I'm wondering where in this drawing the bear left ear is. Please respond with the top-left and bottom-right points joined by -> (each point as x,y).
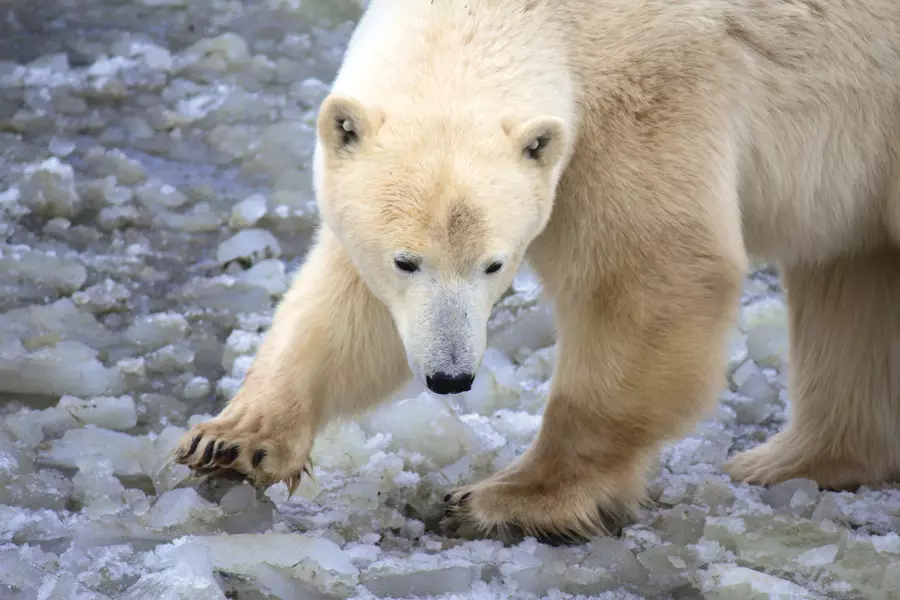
317,94 -> 378,156
508,116 -> 567,168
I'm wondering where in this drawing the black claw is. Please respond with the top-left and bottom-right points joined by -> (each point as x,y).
535,529 -> 584,547
443,493 -> 452,503
223,445 -> 240,464
187,435 -> 202,457
202,440 -> 216,466
302,464 -> 312,476
194,465 -> 221,477
252,449 -> 267,468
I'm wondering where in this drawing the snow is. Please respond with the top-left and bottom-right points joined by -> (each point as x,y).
0,0 -> 898,598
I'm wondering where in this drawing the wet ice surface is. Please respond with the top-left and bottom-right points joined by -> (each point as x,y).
1,2 -> 899,600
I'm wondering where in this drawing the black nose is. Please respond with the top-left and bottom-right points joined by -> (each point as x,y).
426,372 -> 475,395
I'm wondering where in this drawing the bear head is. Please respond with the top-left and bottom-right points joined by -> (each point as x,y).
313,94 -> 568,395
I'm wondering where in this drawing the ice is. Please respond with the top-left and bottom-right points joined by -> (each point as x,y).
145,489 -> 222,529
39,427 -> 150,478
362,561 -> 481,596
85,147 -> 148,185
0,298 -> 118,351
72,279 -> 132,313
238,258 -> 288,295
229,193 -> 269,229
0,246 -> 87,294
701,563 -> 823,599
746,323 -> 789,369
364,392 -> 478,468
216,228 -> 283,266
761,478 -> 821,517
1,5 -> 896,598
19,157 -> 84,219
57,394 -> 138,431
0,339 -> 125,397
138,533 -> 359,597
124,312 -> 189,351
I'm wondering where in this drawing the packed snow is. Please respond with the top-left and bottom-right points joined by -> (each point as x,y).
1,0 -> 899,598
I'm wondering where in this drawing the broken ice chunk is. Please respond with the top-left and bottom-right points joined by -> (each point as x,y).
310,421 -> 377,472
221,329 -> 263,371
156,533 -> 359,596
458,348 -> 523,414
0,340 -> 125,397
39,427 -> 150,477
761,478 -> 820,517
136,179 -> 188,209
229,193 -> 268,229
124,312 -> 190,352
701,563 -> 824,599
746,323 -> 789,369
237,258 -> 288,295
0,505 -> 70,544
57,394 -> 138,431
73,458 -> 125,503
0,246 -> 87,294
19,157 -> 84,219
702,515 -> 842,573
653,506 -> 707,545
145,342 -> 196,374
362,555 -> 481,597
71,278 -> 132,313
121,542 -> 224,600
176,275 -> 273,314
145,489 -> 222,529
85,147 -> 148,184
364,392 -> 477,467
582,537 -> 649,589
182,375 -> 212,399
740,297 -> 787,330
216,228 -> 282,266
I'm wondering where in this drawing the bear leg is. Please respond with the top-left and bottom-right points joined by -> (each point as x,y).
727,249 -> 900,490
443,255 -> 743,543
174,227 -> 411,491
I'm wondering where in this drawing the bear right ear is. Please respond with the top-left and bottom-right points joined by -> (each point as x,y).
317,95 -> 375,156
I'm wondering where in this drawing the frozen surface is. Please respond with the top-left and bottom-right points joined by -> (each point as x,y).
1,1 -> 899,599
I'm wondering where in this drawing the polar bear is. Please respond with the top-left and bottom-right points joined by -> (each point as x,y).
176,0 -> 900,542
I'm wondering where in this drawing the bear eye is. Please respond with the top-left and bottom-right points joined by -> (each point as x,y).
485,261 -> 503,275
394,256 -> 420,273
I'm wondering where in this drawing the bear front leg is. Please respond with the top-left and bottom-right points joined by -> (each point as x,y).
174,227 -> 410,491
727,250 -> 900,489
443,252 -> 744,544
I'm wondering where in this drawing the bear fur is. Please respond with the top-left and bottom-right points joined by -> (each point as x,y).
176,0 -> 900,542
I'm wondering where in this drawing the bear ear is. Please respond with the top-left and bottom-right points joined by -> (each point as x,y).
317,94 -> 377,156
508,116 -> 567,168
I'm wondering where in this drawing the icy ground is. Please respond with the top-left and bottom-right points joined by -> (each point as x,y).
0,1 -> 899,598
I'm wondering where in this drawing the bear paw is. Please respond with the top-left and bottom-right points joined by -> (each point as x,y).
726,432 -> 868,491
173,413 -> 314,495
439,477 -> 632,546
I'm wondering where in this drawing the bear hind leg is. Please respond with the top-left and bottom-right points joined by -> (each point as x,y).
727,249 -> 900,489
